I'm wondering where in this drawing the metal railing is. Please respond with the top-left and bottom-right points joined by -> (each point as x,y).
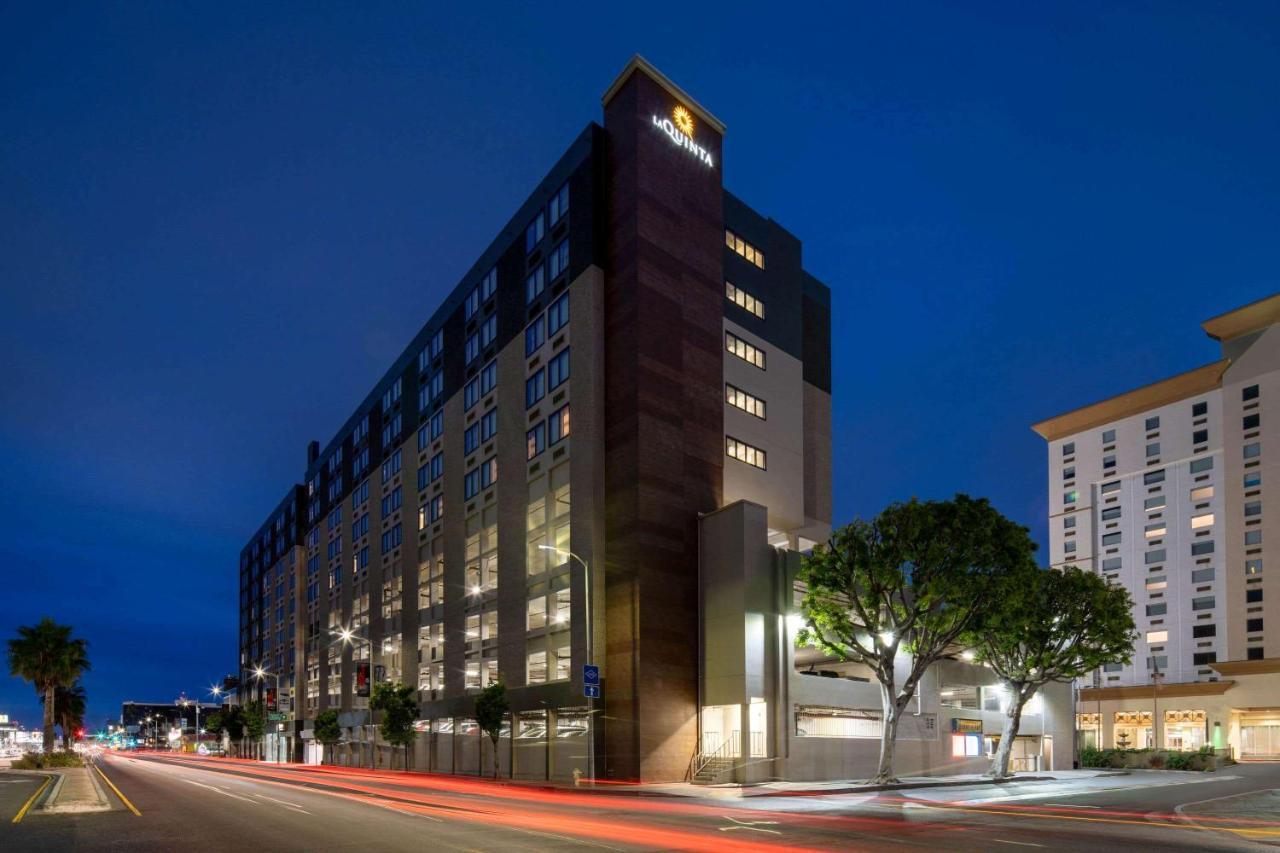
687,731 -> 739,782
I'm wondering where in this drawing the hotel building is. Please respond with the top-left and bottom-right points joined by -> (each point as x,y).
240,56 -> 1071,783
1033,294 -> 1280,759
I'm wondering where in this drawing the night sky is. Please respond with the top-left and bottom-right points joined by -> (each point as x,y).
3,4 -> 1278,730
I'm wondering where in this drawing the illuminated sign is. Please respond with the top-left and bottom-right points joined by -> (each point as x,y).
951,718 -> 983,734
651,104 -> 714,168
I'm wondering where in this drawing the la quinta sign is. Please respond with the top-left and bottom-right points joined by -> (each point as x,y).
652,104 -> 714,168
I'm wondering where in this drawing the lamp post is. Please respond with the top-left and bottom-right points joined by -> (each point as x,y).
539,545 -> 595,784
331,628 -> 375,769
253,665 -> 282,763
177,696 -> 200,754
1151,663 -> 1165,751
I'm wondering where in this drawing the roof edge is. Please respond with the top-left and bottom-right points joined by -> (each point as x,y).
1031,358 -> 1231,441
1201,291 -> 1280,341
601,54 -> 726,134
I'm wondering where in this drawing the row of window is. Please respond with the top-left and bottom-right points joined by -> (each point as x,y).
726,228 -> 765,269
726,281 -> 764,319
527,405 -> 570,460
726,383 -> 766,419
727,436 -> 767,470
726,331 -> 765,369
527,348 -> 570,407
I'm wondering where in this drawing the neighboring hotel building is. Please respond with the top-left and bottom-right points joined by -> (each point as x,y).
1034,293 -> 1280,760
240,56 -> 1071,783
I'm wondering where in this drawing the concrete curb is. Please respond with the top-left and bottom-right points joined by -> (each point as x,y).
38,766 -> 111,814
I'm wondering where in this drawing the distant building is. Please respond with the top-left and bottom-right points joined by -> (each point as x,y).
1034,293 -> 1280,758
120,701 -> 218,746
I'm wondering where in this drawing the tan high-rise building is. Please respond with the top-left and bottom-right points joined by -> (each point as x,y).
1033,293 -> 1280,758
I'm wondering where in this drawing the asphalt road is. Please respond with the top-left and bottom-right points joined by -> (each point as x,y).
0,752 -> 1275,852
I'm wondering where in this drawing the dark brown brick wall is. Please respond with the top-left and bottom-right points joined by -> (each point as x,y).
602,69 -> 725,781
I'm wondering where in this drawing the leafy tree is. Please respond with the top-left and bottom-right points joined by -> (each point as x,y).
371,681 -> 418,771
223,706 -> 246,756
203,711 -> 225,738
966,564 -> 1136,778
313,708 -> 343,765
244,701 -> 266,759
6,618 -> 91,754
798,495 -> 1034,783
41,681 -> 87,749
474,682 -> 509,779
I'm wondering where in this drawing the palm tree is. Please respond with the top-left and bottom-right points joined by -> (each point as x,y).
41,682 -> 88,749
6,619 -> 90,753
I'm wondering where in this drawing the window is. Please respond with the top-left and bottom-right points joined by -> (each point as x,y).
380,487 -> 402,518
1246,530 -> 1263,546
424,494 -> 443,524
1063,466 -> 1076,481
1146,576 -> 1166,591
526,370 -> 545,408
381,413 -> 402,448
1064,490 -> 1078,504
1190,485 -> 1214,501
463,457 -> 497,499
1248,647 -> 1265,660
725,229 -> 764,268
1247,588 -> 1264,604
1145,549 -> 1166,565
479,315 -> 497,350
1192,401 -> 1208,416
1246,559 -> 1262,575
1243,384 -> 1259,401
479,267 -> 496,302
546,293 -> 569,336
1146,630 -> 1168,643
527,650 -> 547,684
1247,618 -> 1264,633
1193,429 -> 1209,445
1101,480 -> 1121,494
1145,521 -> 1166,538
725,281 -> 765,319
465,361 -> 496,411
1102,557 -> 1122,571
526,422 -> 546,460
1146,443 -> 1160,457
464,422 -> 480,455
727,436 -> 766,469
1245,500 -> 1262,517
1191,596 -> 1215,611
525,267 -> 545,303
465,287 -> 480,320
1063,442 -> 1075,456
1064,540 -> 1077,553
1063,515 -> 1076,529
1145,495 -> 1166,510
1101,506 -> 1122,521
381,378 -> 402,412
547,240 -> 569,280
548,348 -> 570,390
1191,567 -> 1215,583
381,449 -> 402,482
1191,513 -> 1215,530
351,479 -> 369,509
417,454 -> 443,490
1245,471 -> 1262,488
525,317 -> 544,355
1244,413 -> 1261,430
465,331 -> 480,364
480,408 -> 497,444
1102,429 -> 1116,444
1193,652 -> 1217,666
381,524 -> 402,552
548,181 -> 569,224
1191,541 -> 1215,556
418,370 -> 443,410
1102,532 -> 1122,546
1103,454 -> 1116,470
525,212 -> 544,253
429,329 -> 443,360
1144,469 -> 1166,485
1244,442 -> 1261,459
549,405 -> 570,444
726,331 -> 765,369
1145,416 -> 1160,430
1192,624 -> 1216,638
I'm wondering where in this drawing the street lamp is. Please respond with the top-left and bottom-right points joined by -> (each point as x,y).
331,629 -> 375,769
539,544 -> 595,784
253,665 -> 283,763
177,696 -> 201,755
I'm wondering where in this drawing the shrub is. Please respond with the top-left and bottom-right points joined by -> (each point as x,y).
1148,752 -> 1166,769
11,751 -> 83,769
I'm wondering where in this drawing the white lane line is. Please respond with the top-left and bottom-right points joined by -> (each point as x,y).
1174,787 -> 1280,837
253,793 -> 313,814
183,778 -> 260,804
1042,803 -> 1100,808
993,841 -> 1044,848
956,775 -> 1239,804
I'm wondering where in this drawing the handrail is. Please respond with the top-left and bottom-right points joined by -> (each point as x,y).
687,731 -> 740,781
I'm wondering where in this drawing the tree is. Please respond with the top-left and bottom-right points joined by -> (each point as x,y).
371,682 -> 418,771
474,682 -> 509,779
313,708 -> 342,765
223,706 -> 246,757
966,564 -> 1136,779
6,618 -> 91,754
797,495 -> 1035,784
41,682 -> 87,749
243,701 -> 266,760
203,711 -> 225,740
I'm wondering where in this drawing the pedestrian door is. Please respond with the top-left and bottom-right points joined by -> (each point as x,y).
1241,724 -> 1280,759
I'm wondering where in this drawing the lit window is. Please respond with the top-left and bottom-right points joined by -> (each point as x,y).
725,331 -> 765,369
726,436 -> 766,470
725,383 -> 766,419
1146,630 -> 1168,644
725,281 -> 765,319
1191,513 -> 1215,530
1190,486 -> 1214,501
725,229 -> 765,268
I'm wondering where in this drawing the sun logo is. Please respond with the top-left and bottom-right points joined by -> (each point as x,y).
672,105 -> 695,137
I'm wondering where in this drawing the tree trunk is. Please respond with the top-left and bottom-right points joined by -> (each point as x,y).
43,684 -> 56,754
873,679 -> 906,784
492,736 -> 500,778
989,684 -> 1029,780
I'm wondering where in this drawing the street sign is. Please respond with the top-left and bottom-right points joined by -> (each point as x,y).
268,712 -> 286,722
583,665 -> 599,685
583,684 -> 601,699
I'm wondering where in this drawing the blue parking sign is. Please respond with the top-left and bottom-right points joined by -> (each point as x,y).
584,684 -> 601,699
583,664 -> 599,685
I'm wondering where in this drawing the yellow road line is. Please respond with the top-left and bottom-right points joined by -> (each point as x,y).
919,802 -> 1222,834
93,760 -> 141,816
11,775 -> 52,823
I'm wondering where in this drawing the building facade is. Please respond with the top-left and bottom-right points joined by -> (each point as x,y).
1033,294 -> 1280,758
239,56 -> 1072,782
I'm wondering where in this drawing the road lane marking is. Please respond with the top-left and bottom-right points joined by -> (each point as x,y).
92,762 -> 141,816
913,800 -> 1215,833
253,793 -> 312,814
954,775 -> 1237,804
183,778 -> 259,804
1174,787 -> 1280,839
11,775 -> 52,823
719,815 -> 782,834
993,841 -> 1044,848
1042,803 -> 1099,808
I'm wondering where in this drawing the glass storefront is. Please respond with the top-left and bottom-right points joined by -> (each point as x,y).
1162,710 -> 1206,751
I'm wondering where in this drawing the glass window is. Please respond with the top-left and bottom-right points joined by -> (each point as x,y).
1244,443 -> 1261,459
1102,429 -> 1116,444
1145,416 -> 1160,430
547,293 -> 569,336
548,182 -> 569,224
1243,384 -> 1259,401
1192,401 -> 1208,416
526,370 -> 545,408
526,422 -> 546,460
549,405 -> 570,444
548,348 -> 570,390
525,317 -> 545,355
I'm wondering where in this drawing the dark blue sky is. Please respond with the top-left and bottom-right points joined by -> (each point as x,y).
2,3 -> 1278,728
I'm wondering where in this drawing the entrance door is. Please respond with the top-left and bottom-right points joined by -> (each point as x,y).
1241,725 -> 1280,759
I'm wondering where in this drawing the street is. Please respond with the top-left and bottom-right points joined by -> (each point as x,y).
1,753 -> 1277,852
